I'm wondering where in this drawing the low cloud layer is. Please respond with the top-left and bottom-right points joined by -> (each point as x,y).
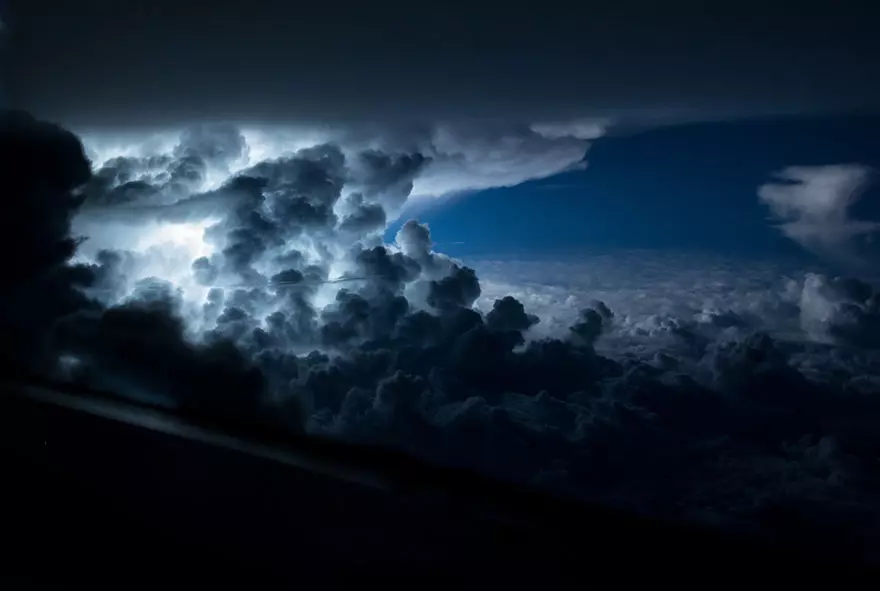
758,165 -> 878,262
4,111 -> 880,565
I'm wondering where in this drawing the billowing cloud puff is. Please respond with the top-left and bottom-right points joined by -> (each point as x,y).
82,118 -> 600,208
5,112 -> 880,566
799,273 -> 880,349
758,165 -> 878,261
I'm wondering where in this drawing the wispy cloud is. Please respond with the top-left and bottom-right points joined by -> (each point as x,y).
758,164 -> 878,263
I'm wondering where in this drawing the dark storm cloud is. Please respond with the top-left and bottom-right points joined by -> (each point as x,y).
0,112 -> 286,428
338,194 -> 387,234
485,296 -> 540,333
162,176 -> 267,223
245,144 -> 346,206
8,112 -> 880,565
78,118 -> 601,208
174,124 -> 249,168
80,135 -> 253,216
0,110 -> 94,373
55,296 -> 271,424
80,125 -> 249,209
427,265 -> 481,313
353,246 -> 421,293
351,150 -> 430,208
9,1 -> 880,128
569,301 -> 614,347
800,273 -> 880,349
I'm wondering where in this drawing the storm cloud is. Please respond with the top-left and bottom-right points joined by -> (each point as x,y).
0,110 -> 94,374
5,112 -> 880,565
80,119 -> 601,210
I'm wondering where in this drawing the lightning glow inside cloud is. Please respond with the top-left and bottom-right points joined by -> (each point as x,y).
9,111 -> 880,564
71,119 -> 603,322
136,220 -> 215,260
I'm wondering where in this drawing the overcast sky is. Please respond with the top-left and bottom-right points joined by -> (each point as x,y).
5,0 -> 878,130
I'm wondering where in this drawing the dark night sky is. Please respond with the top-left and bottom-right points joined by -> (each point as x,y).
5,1 -> 879,129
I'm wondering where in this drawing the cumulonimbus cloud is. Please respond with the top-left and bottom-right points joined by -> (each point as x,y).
6,111 -> 880,564
81,118 -> 603,207
758,164 -> 878,261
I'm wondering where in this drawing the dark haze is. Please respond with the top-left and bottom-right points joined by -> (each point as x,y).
6,1 -> 880,128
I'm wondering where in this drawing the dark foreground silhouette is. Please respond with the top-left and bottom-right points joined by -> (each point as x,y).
1,378 -> 876,587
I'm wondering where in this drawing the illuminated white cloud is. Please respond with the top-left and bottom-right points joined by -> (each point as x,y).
81,125 -> 336,194
81,118 -> 603,203
397,120 -> 601,200
134,220 -> 216,261
758,164 -> 879,260
237,126 -> 337,167
81,130 -> 182,168
71,216 -> 219,309
70,118 -> 603,325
